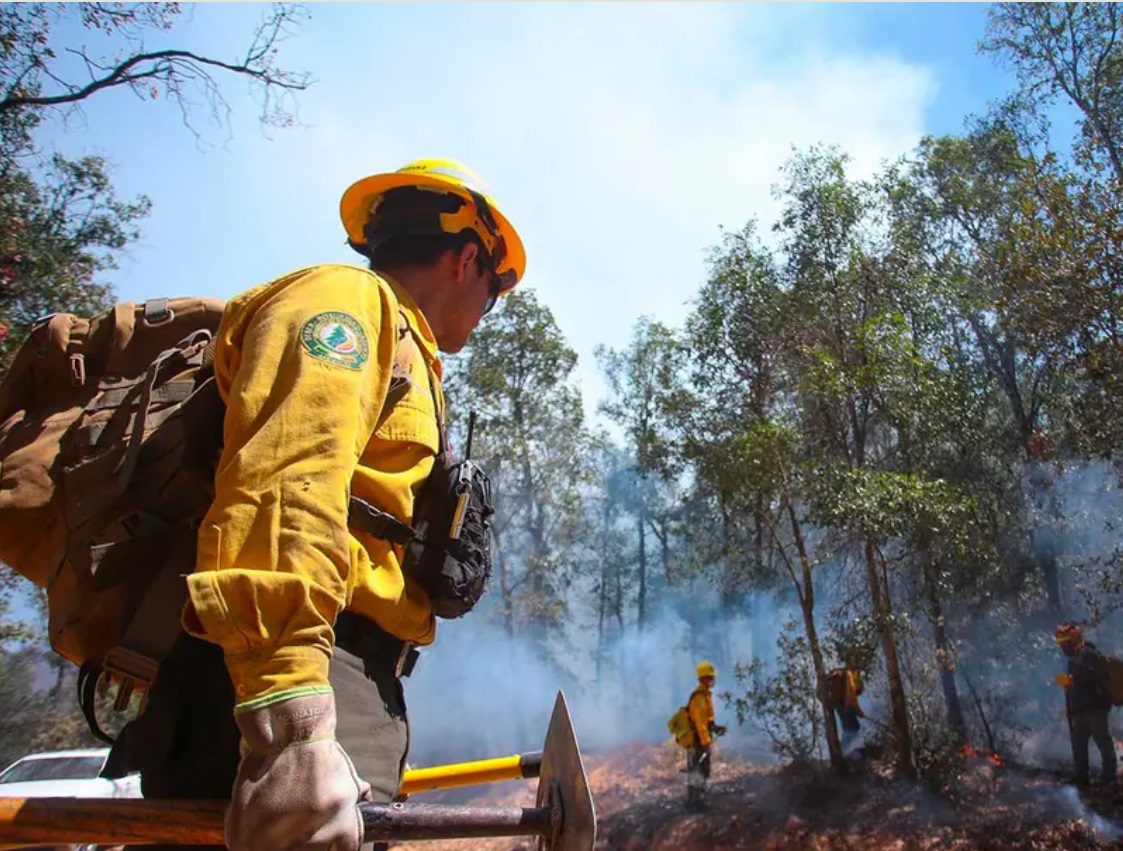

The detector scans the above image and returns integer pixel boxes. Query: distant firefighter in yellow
[667,660,727,811]
[826,666,866,750]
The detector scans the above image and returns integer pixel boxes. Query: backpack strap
[348,307,443,544]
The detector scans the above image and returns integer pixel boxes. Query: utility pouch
[406,445,494,618]
[348,412,494,619]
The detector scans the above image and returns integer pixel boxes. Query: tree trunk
[596,500,611,682]
[787,504,845,771]
[596,570,607,684]
[637,501,648,629]
[494,529,514,638]
[920,551,967,744]
[865,537,916,778]
[970,319,1061,610]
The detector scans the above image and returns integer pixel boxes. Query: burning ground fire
[396,741,1123,851]
[959,743,1005,767]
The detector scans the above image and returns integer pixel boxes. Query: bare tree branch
[0,3,311,138]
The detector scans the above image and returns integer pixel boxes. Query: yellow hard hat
[340,158,526,292]
[696,660,716,679]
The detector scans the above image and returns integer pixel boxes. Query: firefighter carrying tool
[0,692,595,851]
[1054,622,1118,787]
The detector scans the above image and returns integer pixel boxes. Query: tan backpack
[0,295,424,737]
[0,298,227,728]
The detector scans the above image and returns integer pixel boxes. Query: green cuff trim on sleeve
[234,685,333,715]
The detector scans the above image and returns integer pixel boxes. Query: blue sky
[38,2,1013,416]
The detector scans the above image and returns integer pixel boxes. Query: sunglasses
[482,267,516,316]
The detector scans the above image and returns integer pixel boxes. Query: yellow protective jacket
[183,264,441,707]
[828,668,864,712]
[688,685,715,748]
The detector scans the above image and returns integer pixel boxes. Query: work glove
[712,724,728,737]
[226,689,371,851]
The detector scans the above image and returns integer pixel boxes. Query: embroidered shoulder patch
[300,312,369,370]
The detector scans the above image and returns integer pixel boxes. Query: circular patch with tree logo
[300,311,369,370]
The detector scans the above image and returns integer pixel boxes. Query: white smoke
[404,586,790,767]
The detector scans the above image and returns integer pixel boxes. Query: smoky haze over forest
[408,460,1123,772]
[0,5,1121,824]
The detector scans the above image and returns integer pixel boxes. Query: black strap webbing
[77,663,114,745]
[348,497,415,546]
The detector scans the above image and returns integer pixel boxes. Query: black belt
[334,611,420,679]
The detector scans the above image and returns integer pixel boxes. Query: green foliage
[597,317,683,480]
[726,624,823,765]
[0,155,149,362]
[828,615,880,675]
[445,290,594,644]
[0,647,97,769]
[0,3,310,364]
[982,3,1123,182]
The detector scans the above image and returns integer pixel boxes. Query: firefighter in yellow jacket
[686,660,726,811]
[104,159,524,851]
[826,667,865,750]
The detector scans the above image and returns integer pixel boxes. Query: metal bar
[400,750,542,794]
[364,802,551,840]
[0,798,552,846]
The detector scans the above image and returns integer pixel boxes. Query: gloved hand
[712,724,728,737]
[226,689,371,851]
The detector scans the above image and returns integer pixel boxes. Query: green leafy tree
[596,317,682,629]
[982,3,1123,183]
[675,222,847,770]
[445,291,593,651]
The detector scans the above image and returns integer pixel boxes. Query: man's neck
[381,266,450,341]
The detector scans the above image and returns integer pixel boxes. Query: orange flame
[960,743,1004,766]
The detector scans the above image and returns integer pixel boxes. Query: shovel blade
[536,691,596,851]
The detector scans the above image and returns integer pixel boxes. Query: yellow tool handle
[401,750,542,794]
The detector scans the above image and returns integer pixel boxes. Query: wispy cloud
[54,3,937,414]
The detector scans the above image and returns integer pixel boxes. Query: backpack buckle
[100,645,159,713]
[69,353,86,387]
[142,298,175,327]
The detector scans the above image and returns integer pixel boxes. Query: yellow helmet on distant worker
[340,158,526,292]
[696,660,716,679]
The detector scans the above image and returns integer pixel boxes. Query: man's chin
[437,334,469,354]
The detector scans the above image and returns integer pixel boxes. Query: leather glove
[226,689,371,851]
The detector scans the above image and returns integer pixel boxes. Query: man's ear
[452,241,480,285]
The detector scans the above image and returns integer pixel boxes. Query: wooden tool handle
[0,798,552,846]
[0,797,227,845]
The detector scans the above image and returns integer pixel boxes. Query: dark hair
[361,229,491,274]
[350,185,496,274]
